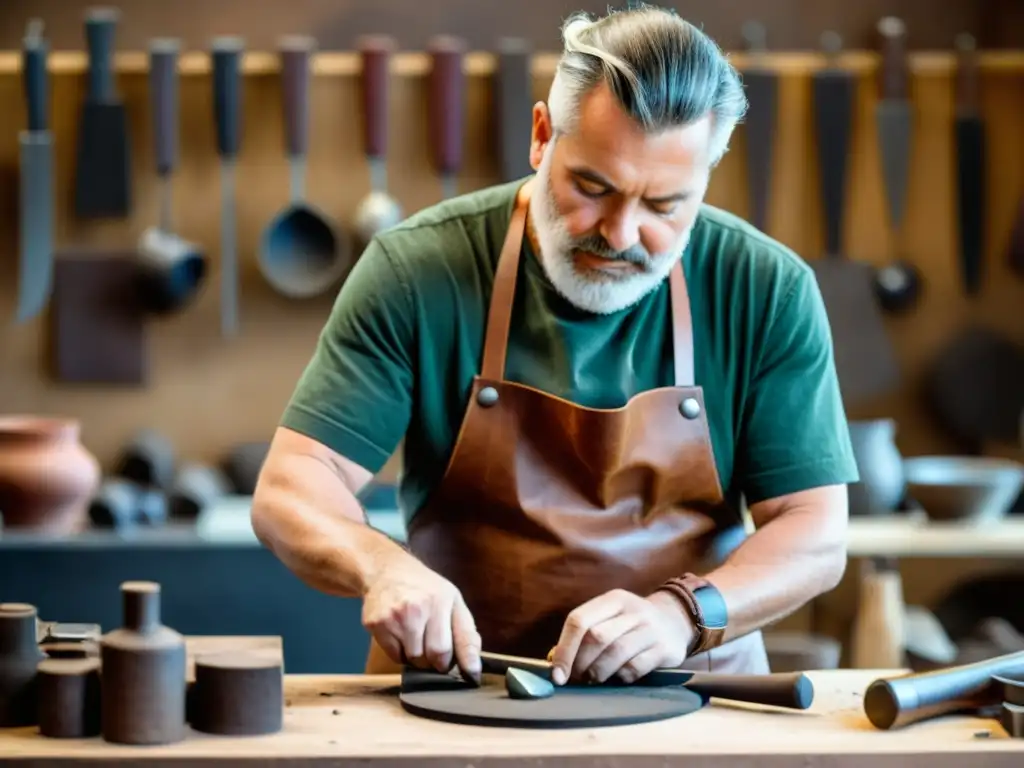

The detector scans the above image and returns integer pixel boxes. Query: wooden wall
[0,48,1022,475]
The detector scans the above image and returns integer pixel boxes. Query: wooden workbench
[0,669,1022,766]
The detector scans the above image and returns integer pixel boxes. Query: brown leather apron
[365,183,769,675]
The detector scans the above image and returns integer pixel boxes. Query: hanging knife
[739,20,777,234]
[212,37,244,337]
[494,37,534,183]
[954,34,986,295]
[875,17,913,237]
[16,19,54,324]
[478,651,813,710]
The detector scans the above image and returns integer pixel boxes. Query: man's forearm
[700,486,848,642]
[250,453,412,599]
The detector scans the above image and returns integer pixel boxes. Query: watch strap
[657,573,728,656]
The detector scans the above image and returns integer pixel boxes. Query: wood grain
[0,51,1021,479]
[0,670,1021,765]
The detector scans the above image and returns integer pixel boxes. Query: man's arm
[693,262,856,641]
[251,426,410,599]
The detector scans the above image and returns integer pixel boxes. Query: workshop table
[0,669,1021,767]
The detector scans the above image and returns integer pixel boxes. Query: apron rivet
[680,397,701,419]
[477,386,500,407]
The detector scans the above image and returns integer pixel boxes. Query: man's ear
[529,102,553,170]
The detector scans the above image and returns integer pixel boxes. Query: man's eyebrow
[567,166,690,204]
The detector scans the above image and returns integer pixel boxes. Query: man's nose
[598,204,641,254]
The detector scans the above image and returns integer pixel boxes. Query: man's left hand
[549,589,695,685]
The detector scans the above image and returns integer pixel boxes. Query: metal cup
[136,227,207,314]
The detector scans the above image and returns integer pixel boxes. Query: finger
[551,593,626,685]
[451,598,483,684]
[372,628,405,667]
[570,614,645,682]
[394,611,428,665]
[614,645,665,685]
[423,596,455,673]
[586,625,657,683]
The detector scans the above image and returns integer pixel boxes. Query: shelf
[0,49,1021,77]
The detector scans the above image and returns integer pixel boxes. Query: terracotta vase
[0,416,101,533]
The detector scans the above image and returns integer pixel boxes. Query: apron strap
[480,183,696,388]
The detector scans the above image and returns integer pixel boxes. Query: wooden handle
[148,38,179,175]
[278,35,313,159]
[678,672,814,710]
[211,36,244,159]
[22,20,48,133]
[428,35,467,176]
[495,37,533,183]
[954,33,980,114]
[358,35,395,160]
[877,17,909,100]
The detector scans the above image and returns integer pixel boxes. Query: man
[252,5,857,686]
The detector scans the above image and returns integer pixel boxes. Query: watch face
[693,585,728,629]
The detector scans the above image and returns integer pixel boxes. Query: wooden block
[49,252,147,385]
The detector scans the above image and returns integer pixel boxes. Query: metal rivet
[477,386,499,408]
[679,397,701,419]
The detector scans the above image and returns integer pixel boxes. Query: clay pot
[847,418,905,516]
[0,416,101,533]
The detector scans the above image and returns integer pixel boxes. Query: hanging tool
[739,20,777,233]
[954,34,986,295]
[258,35,344,299]
[494,37,534,183]
[15,19,54,324]
[73,7,131,219]
[352,35,403,249]
[136,37,207,315]
[428,36,467,200]
[810,31,901,405]
[872,17,923,313]
[212,36,244,337]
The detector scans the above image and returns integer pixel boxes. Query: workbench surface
[0,669,1022,766]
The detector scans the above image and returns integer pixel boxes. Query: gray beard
[528,151,692,316]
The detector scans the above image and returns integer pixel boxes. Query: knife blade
[739,20,777,234]
[954,33,986,295]
[478,651,813,710]
[16,19,54,324]
[875,17,913,235]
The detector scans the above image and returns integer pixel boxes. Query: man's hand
[549,589,695,685]
[361,554,482,682]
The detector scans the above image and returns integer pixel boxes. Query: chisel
[16,19,54,324]
[953,33,986,295]
[212,37,244,337]
[739,20,777,233]
[875,17,912,240]
[73,7,131,218]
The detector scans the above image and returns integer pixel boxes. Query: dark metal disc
[399,669,704,729]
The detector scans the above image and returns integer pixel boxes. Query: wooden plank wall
[0,48,1021,474]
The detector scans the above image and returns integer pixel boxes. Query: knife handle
[84,7,119,103]
[954,33,979,114]
[681,672,815,711]
[212,36,244,160]
[22,20,48,132]
[148,38,179,177]
[279,35,314,159]
[877,16,909,101]
[495,37,533,183]
[358,35,395,161]
[428,36,467,177]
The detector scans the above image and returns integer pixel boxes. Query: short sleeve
[735,267,860,504]
[279,238,415,474]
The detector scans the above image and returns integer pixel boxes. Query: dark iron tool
[73,7,131,219]
[953,33,986,295]
[739,20,777,233]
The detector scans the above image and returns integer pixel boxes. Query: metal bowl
[903,456,1024,523]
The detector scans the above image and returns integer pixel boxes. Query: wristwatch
[657,573,728,655]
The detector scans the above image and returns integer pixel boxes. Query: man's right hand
[361,553,482,682]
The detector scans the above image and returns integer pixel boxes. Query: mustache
[569,235,653,268]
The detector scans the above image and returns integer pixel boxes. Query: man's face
[528,82,713,314]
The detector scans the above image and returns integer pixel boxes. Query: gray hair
[548,4,748,165]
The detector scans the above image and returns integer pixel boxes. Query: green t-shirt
[281,179,859,521]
